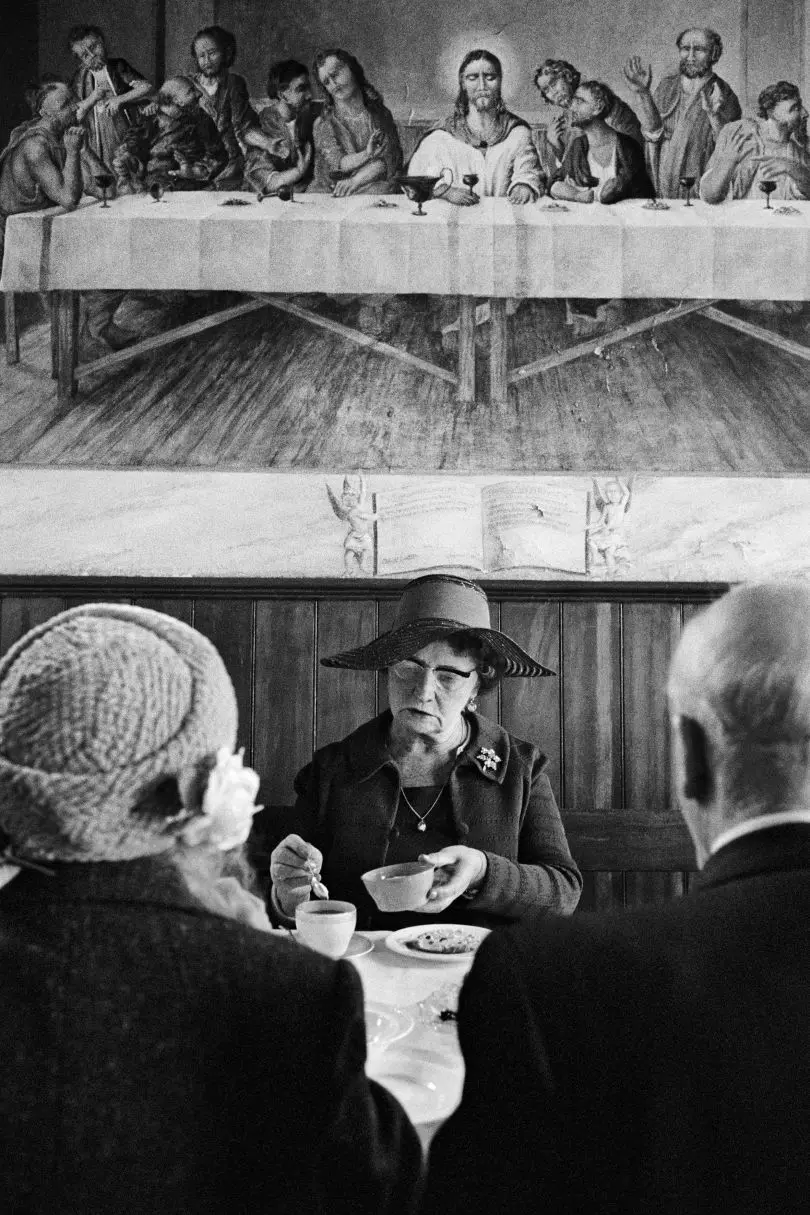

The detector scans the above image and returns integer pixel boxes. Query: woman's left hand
[414,846,487,913]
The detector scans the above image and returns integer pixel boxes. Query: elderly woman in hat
[0,605,420,1213]
[270,576,582,929]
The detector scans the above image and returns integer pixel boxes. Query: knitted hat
[0,604,238,862]
[321,575,554,678]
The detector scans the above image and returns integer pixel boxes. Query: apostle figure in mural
[69,24,152,169]
[189,25,280,189]
[244,60,317,198]
[409,49,544,204]
[700,81,810,202]
[113,77,228,193]
[310,49,403,196]
[623,27,741,198]
[549,81,654,205]
[0,81,133,354]
[534,58,641,179]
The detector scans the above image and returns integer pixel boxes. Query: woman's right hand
[270,833,324,917]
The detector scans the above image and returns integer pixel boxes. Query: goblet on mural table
[462,172,479,199]
[679,175,696,206]
[396,167,453,215]
[760,179,778,209]
[94,172,114,209]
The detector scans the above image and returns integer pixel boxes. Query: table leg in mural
[56,290,79,406]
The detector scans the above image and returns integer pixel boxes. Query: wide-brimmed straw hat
[321,576,554,678]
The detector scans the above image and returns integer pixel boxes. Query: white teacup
[295,900,357,958]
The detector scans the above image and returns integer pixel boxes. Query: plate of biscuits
[384,924,490,962]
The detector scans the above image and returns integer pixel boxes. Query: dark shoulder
[228,72,251,98]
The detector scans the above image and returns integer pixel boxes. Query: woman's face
[387,640,480,741]
[194,35,225,78]
[318,55,359,103]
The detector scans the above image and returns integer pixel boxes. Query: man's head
[36,82,79,133]
[267,59,312,114]
[569,81,612,127]
[534,59,581,108]
[668,583,810,867]
[676,28,723,78]
[456,49,503,116]
[156,77,198,123]
[758,81,807,137]
[68,25,107,71]
[191,25,237,79]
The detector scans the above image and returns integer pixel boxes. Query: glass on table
[462,172,479,199]
[759,179,777,209]
[679,174,696,206]
[93,172,114,208]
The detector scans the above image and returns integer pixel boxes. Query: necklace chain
[399,784,447,832]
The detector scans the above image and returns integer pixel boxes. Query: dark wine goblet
[679,174,696,206]
[759,179,777,209]
[462,172,479,198]
[94,172,114,209]
[149,180,165,203]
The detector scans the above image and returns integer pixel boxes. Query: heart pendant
[417,821,427,832]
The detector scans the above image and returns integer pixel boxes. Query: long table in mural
[3,194,809,404]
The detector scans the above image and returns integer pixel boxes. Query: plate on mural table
[384,924,490,961]
[364,1003,415,1049]
[365,1047,464,1125]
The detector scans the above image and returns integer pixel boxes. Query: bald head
[669,583,810,859]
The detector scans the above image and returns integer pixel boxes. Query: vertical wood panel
[193,598,255,760]
[253,599,315,805]
[624,870,685,908]
[376,596,398,715]
[562,603,622,809]
[131,598,193,625]
[623,603,680,812]
[0,596,65,655]
[578,871,624,914]
[500,601,562,803]
[316,599,377,748]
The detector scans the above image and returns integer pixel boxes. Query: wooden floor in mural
[2,295,808,472]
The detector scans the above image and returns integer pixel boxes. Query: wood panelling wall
[0,579,721,910]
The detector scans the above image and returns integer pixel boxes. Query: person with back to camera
[269,575,582,931]
[0,604,421,1215]
[424,581,810,1215]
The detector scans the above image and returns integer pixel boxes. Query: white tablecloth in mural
[2,194,809,299]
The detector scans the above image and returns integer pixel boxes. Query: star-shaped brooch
[476,747,501,772]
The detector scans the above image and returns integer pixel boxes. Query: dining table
[275,926,479,1150]
[2,192,809,406]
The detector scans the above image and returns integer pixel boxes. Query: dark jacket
[554,128,655,202]
[269,711,581,930]
[113,109,227,191]
[0,857,421,1215]
[424,822,810,1215]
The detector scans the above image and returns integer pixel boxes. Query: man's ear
[677,715,713,805]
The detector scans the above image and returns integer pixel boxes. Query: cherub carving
[587,476,634,577]
[326,474,377,576]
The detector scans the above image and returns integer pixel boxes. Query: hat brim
[320,618,554,678]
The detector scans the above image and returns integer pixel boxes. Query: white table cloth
[3,194,809,299]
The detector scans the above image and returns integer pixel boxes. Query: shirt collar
[346,710,510,784]
[710,809,810,857]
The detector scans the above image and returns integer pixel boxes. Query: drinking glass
[462,172,479,198]
[94,172,114,209]
[760,179,777,209]
[679,174,696,206]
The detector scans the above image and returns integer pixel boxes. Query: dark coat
[424,822,810,1215]
[0,857,421,1215]
[554,128,655,202]
[268,711,581,929]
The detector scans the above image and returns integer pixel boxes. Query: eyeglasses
[389,658,477,694]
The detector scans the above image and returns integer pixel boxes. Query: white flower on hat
[182,747,262,852]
